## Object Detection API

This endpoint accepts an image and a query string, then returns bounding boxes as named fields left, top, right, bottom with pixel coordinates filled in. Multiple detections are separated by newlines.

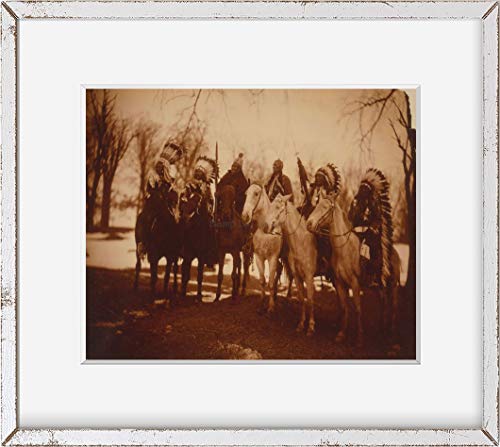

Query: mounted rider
left=307, top=163, right=342, bottom=277
left=265, top=159, right=293, bottom=203
left=311, top=164, right=343, bottom=206
left=188, top=155, right=218, bottom=216
left=137, top=141, right=185, bottom=257
left=349, top=168, right=389, bottom=288
left=146, top=141, right=184, bottom=198
left=217, top=153, right=249, bottom=215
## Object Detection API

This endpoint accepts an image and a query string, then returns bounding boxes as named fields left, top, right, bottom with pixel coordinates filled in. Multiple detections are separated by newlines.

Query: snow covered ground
left=87, top=230, right=409, bottom=302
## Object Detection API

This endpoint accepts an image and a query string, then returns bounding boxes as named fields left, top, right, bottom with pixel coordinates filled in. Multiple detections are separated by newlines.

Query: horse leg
left=284, top=259, right=294, bottom=299
left=181, top=257, right=192, bottom=298
left=164, top=258, right=172, bottom=297
left=255, top=255, right=267, bottom=311
left=335, top=280, right=349, bottom=343
left=295, top=278, right=307, bottom=333
left=172, top=258, right=179, bottom=296
left=273, top=260, right=283, bottom=300
left=231, top=252, right=241, bottom=299
left=196, top=260, right=204, bottom=302
left=231, top=251, right=241, bottom=298
left=215, top=252, right=225, bottom=302
left=150, top=257, right=158, bottom=303
left=240, top=251, right=250, bottom=298
left=389, top=283, right=401, bottom=355
left=134, top=251, right=141, bottom=291
left=352, top=281, right=364, bottom=347
left=305, top=275, right=316, bottom=336
left=267, top=256, right=279, bottom=313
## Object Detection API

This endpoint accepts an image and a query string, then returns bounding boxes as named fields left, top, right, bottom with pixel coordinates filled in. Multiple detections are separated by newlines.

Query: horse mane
left=361, top=168, right=394, bottom=287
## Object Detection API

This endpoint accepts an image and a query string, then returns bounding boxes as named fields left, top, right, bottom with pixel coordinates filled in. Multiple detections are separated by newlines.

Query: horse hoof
left=306, top=327, right=315, bottom=337
left=335, top=332, right=346, bottom=343
left=296, top=323, right=305, bottom=333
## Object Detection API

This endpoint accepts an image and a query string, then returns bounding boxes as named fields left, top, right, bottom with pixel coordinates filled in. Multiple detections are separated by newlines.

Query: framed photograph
left=1, top=1, right=497, bottom=446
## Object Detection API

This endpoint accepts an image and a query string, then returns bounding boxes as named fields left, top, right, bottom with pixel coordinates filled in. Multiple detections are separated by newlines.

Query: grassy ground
left=86, top=265, right=416, bottom=360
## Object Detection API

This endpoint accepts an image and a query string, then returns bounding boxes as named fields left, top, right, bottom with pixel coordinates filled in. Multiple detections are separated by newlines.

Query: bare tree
left=86, top=90, right=116, bottom=230
left=100, top=119, right=135, bottom=229
left=345, top=89, right=416, bottom=293
left=134, top=119, right=161, bottom=215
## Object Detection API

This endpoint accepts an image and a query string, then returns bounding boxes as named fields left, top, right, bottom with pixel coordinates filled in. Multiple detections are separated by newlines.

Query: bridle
left=270, top=201, right=304, bottom=236
left=249, top=185, right=264, bottom=219
left=311, top=196, right=353, bottom=248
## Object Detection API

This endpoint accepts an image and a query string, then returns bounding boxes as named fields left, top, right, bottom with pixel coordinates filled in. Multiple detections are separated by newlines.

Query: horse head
left=263, top=193, right=291, bottom=234
left=180, top=189, right=203, bottom=225
left=306, top=190, right=335, bottom=233
left=216, top=184, right=236, bottom=223
left=242, top=183, right=265, bottom=225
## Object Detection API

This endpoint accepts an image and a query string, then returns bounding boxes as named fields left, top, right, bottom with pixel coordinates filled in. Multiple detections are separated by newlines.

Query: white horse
left=264, top=194, right=318, bottom=335
left=241, top=184, right=284, bottom=313
left=306, top=191, right=363, bottom=346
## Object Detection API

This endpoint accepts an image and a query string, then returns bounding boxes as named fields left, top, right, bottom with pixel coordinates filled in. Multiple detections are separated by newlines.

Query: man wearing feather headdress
left=189, top=155, right=218, bottom=216
left=349, top=168, right=391, bottom=288
left=310, top=164, right=342, bottom=207
left=217, top=153, right=249, bottom=215
left=142, top=141, right=185, bottom=229
left=146, top=141, right=184, bottom=197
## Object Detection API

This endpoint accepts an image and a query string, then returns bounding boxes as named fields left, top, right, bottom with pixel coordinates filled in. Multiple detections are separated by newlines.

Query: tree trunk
left=100, top=176, right=113, bottom=229
left=87, top=171, right=101, bottom=230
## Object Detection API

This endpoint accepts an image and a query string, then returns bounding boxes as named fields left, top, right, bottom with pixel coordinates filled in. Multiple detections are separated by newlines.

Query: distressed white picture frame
left=1, top=1, right=498, bottom=445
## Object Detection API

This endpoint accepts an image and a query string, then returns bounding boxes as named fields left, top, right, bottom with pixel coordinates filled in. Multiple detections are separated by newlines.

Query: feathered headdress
left=316, top=163, right=342, bottom=196
left=160, top=141, right=185, bottom=164
left=195, top=156, right=218, bottom=183
left=360, top=168, right=394, bottom=287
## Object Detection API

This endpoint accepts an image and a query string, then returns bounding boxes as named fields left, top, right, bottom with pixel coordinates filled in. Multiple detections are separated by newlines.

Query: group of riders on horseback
left=135, top=138, right=400, bottom=349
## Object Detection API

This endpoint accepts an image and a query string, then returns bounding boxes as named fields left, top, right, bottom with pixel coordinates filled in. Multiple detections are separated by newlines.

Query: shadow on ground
left=86, top=266, right=416, bottom=360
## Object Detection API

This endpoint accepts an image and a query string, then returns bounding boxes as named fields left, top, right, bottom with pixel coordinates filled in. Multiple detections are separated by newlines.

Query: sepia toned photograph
left=86, top=88, right=417, bottom=360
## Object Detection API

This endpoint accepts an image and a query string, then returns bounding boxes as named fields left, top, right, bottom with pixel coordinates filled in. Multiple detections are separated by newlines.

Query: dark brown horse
left=348, top=168, right=402, bottom=354
left=214, top=185, right=250, bottom=301
left=179, top=189, right=215, bottom=302
left=134, top=187, right=182, bottom=302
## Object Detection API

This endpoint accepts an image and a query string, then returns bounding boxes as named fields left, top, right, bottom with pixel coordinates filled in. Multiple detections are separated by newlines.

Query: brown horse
left=179, top=189, right=214, bottom=302
left=265, top=194, right=318, bottom=335
left=214, top=185, right=250, bottom=300
left=134, top=187, right=182, bottom=302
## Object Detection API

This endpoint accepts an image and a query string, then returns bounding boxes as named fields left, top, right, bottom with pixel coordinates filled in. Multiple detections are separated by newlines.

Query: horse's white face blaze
left=306, top=195, right=333, bottom=232
left=266, top=195, right=287, bottom=233
left=242, top=184, right=262, bottom=224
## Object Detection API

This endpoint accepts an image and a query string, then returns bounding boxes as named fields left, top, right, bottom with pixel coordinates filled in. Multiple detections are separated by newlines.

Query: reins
left=313, top=199, right=354, bottom=248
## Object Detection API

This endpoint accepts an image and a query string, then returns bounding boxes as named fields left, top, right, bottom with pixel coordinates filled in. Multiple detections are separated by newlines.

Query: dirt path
left=86, top=267, right=416, bottom=360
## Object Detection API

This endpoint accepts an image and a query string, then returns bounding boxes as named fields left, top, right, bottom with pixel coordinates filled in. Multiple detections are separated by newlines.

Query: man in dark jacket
left=217, top=153, right=249, bottom=215
left=265, top=159, right=293, bottom=202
